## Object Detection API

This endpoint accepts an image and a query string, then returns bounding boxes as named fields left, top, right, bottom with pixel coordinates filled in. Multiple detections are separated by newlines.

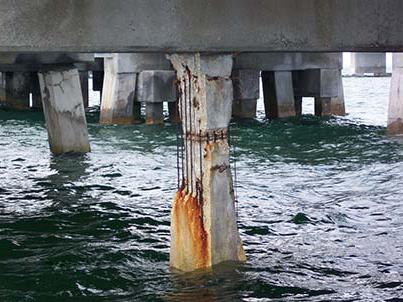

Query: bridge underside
left=0, top=0, right=402, bottom=53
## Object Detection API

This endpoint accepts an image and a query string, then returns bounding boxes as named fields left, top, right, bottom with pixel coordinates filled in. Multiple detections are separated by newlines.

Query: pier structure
left=388, top=54, right=403, bottom=135
left=351, top=53, right=387, bottom=76
left=234, top=53, right=345, bottom=118
left=99, top=53, right=177, bottom=125
left=0, top=0, right=403, bottom=272
left=0, top=54, right=96, bottom=111
left=0, top=54, right=94, bottom=154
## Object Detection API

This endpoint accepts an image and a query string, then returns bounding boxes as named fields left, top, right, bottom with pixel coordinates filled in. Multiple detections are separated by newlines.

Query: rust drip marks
left=172, top=190, right=209, bottom=270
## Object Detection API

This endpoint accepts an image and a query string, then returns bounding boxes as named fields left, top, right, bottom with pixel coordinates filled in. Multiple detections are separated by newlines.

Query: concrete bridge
left=1, top=0, right=403, bottom=272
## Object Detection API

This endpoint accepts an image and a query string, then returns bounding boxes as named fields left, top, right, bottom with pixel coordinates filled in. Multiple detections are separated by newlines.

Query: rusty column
left=169, top=53, right=246, bottom=272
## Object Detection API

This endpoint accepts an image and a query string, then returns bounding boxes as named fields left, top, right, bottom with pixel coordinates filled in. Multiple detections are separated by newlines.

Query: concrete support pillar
left=144, top=103, right=163, bottom=125
left=262, top=71, right=296, bottom=119
left=315, top=97, right=332, bottom=117
left=351, top=53, right=387, bottom=76
left=232, top=69, right=259, bottom=119
left=169, top=53, right=245, bottom=272
left=92, top=58, right=104, bottom=93
left=137, top=70, right=177, bottom=125
left=168, top=101, right=181, bottom=123
left=295, top=96, right=303, bottom=116
left=0, top=72, right=6, bottom=104
left=30, top=72, right=42, bottom=110
left=38, top=67, right=90, bottom=154
left=388, top=54, right=403, bottom=135
left=79, top=71, right=89, bottom=109
left=294, top=68, right=345, bottom=116
left=5, top=72, right=31, bottom=110
left=330, top=70, right=346, bottom=116
left=100, top=54, right=141, bottom=124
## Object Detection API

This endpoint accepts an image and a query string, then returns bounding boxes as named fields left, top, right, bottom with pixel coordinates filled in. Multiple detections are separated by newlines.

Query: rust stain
left=172, top=189, right=210, bottom=270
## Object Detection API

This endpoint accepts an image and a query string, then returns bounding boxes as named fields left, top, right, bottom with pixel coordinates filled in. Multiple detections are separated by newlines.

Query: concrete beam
left=234, top=53, right=342, bottom=71
left=0, top=1, right=403, bottom=52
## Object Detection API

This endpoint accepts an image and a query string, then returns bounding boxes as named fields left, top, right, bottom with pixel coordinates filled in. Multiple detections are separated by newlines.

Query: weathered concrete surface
left=262, top=71, right=296, bottom=119
left=294, top=68, right=346, bottom=116
left=137, top=71, right=177, bottom=103
left=388, top=54, right=403, bottom=135
left=38, top=67, right=90, bottom=154
left=145, top=103, right=164, bottom=125
left=232, top=69, right=259, bottom=119
left=315, top=98, right=332, bottom=117
left=351, top=53, right=387, bottom=75
left=330, top=71, right=346, bottom=116
left=4, top=72, right=30, bottom=110
left=169, top=53, right=245, bottom=272
left=100, top=54, right=140, bottom=124
left=0, top=1, right=403, bottom=52
left=234, top=53, right=342, bottom=71
left=168, top=101, right=180, bottom=123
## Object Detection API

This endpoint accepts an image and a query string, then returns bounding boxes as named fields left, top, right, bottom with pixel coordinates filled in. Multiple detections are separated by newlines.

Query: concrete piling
left=262, top=71, right=296, bottom=119
left=38, top=67, right=90, bottom=154
left=232, top=69, right=260, bottom=119
left=0, top=72, right=6, bottom=104
left=294, top=68, right=345, bottom=117
left=79, top=71, right=89, bottom=109
left=5, top=72, right=31, bottom=110
left=169, top=53, right=245, bottom=272
left=137, top=70, right=176, bottom=125
left=100, top=54, right=140, bottom=125
left=388, top=54, right=403, bottom=135
left=30, top=72, right=42, bottom=110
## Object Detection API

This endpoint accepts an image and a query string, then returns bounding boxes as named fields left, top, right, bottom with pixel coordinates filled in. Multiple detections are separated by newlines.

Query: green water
left=0, top=77, right=402, bottom=301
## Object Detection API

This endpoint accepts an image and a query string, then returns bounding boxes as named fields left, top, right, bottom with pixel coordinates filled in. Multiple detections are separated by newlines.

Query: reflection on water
left=0, top=77, right=402, bottom=301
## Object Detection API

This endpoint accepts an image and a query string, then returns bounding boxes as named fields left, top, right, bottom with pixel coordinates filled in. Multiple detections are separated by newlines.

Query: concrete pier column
left=0, top=72, right=6, bottom=105
left=262, top=71, right=296, bottom=119
left=352, top=53, right=387, bottom=76
left=169, top=53, right=245, bottom=272
left=295, top=96, right=303, bottom=116
left=100, top=54, right=141, bottom=124
left=294, top=68, right=345, bottom=116
left=30, top=72, right=42, bottom=110
left=314, top=97, right=332, bottom=117
left=79, top=71, right=89, bottom=108
left=137, top=70, right=177, bottom=125
left=168, top=101, right=181, bottom=123
left=388, top=54, right=403, bottom=135
left=330, top=70, right=346, bottom=116
left=38, top=67, right=90, bottom=154
left=232, top=69, right=260, bottom=119
left=5, top=72, right=31, bottom=110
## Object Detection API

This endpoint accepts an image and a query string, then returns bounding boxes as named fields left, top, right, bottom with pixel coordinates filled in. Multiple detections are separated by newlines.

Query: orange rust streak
left=172, top=189, right=209, bottom=270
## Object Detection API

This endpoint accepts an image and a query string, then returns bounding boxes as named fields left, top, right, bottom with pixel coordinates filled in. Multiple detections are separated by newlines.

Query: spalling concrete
left=169, top=53, right=245, bottom=272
